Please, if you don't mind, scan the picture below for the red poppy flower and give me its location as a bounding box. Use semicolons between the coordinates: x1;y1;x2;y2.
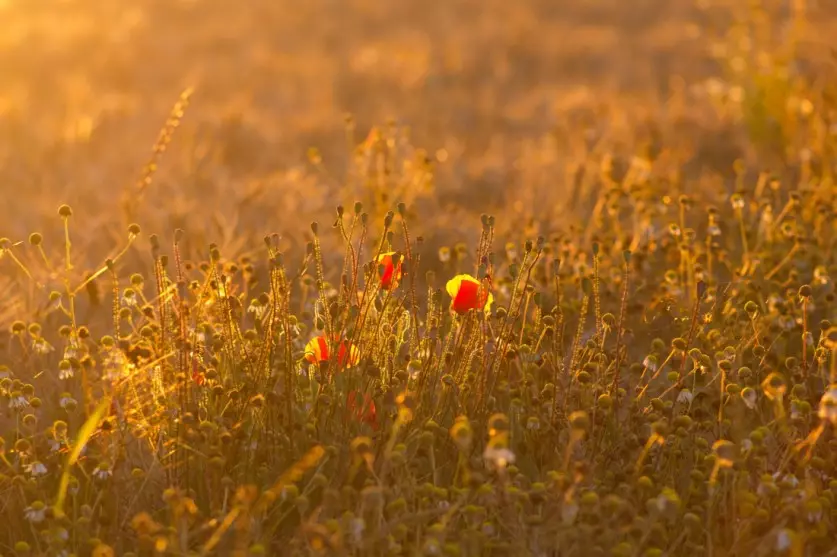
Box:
190;353;206;386
304;335;360;367
446;274;494;315
377;252;403;290
347;390;378;430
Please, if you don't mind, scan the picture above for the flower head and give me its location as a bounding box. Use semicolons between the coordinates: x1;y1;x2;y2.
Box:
24;501;46;523
247;299;267;319
9;391;28;410
818;385;837;425
446;274;493;315
347;390;378;430
32;338;54;355
483;444;515;470
93;462;113;481
25;461;48;478
376;252;403;290
304;335;360;368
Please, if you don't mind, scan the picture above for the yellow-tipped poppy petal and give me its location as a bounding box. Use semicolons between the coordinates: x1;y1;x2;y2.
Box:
446;274;475;299
447;274;492;314
304;335;329;364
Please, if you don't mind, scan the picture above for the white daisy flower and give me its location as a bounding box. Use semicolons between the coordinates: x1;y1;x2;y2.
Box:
25;461;48;477
741;388;757;410
247;300;266;319
93;465;112;481
121;289;138;307
483;445;516;470
676;389;693;404
59;394;76;409
818;386;837;425
64;337;81;360
32;338;54;354
24;502;46;523
9;393;29;410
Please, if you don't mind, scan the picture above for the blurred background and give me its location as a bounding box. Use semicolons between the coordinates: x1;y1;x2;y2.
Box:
0;0;836;323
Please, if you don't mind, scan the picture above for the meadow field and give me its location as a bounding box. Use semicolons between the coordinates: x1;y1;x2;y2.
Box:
2;0;837;555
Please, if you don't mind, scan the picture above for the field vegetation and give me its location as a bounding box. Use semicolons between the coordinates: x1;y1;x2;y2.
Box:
2;0;837;555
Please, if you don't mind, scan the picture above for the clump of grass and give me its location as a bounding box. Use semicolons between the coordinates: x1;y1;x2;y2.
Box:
2;151;836;554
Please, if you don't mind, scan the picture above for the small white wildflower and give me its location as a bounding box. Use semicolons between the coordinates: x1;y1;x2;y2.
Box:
526;417;540;431
561;501;579;524
26;461;48;477
93;465;112;481
63;337;81;360
349;517;365;543
742;388;757;410
423;539;441;555
775;529;792;551
121;289;138;307
9;392;29;410
773;472;799;489
676;389;693;404
819;386;837;425
757;481;773;498
59;366;74;380
247;300;266;319
32;338;54;354
655;489;681;514
643;356;658;373
24;502;46;523
740;438;753;453
483;445;515;470
59;394;76;409
0;366;11;379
